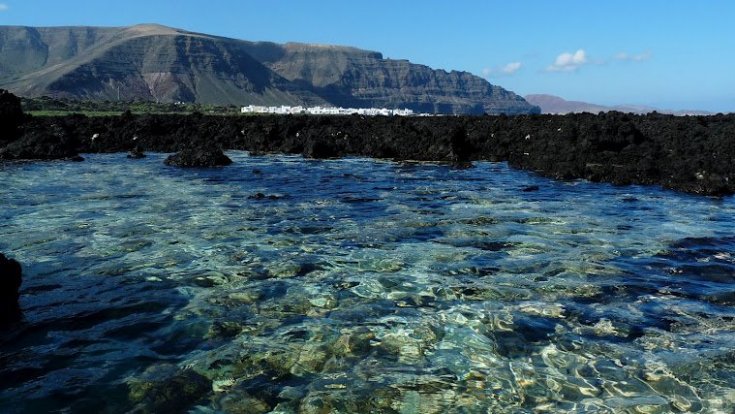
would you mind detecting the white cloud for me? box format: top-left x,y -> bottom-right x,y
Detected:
543,49 -> 650,73
501,62 -> 522,75
0,4 -> 8,11
546,49 -> 587,72
615,51 -> 652,62
482,61 -> 523,78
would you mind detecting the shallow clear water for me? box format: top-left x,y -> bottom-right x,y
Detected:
2,152 -> 735,413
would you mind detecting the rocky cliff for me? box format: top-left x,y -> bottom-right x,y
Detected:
0,24 -> 538,115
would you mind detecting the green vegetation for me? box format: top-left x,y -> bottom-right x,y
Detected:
21,96 -> 242,117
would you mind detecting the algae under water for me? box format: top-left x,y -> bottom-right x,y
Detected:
1,152 -> 735,413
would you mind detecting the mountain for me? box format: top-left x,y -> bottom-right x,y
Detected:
0,24 -> 538,115
524,94 -> 610,114
525,94 -> 712,116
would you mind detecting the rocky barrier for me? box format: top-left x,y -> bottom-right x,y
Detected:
1,91 -> 734,195
164,146 -> 232,168
0,253 -> 22,325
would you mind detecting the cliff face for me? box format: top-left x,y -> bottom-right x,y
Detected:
0,24 -> 539,114
249,43 -> 535,114
0,25 -> 324,106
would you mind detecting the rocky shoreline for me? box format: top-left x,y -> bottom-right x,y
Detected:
2,91 -> 734,196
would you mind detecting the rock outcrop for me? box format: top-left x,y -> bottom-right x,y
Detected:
0,92 -> 83,161
1,87 -> 735,196
0,253 -> 22,325
0,89 -> 24,145
164,146 -> 232,168
127,145 -> 146,159
0,120 -> 82,161
58,110 -> 733,196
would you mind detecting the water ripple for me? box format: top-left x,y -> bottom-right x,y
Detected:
1,152 -> 735,413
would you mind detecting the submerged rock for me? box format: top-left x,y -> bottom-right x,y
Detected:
217,389 -> 272,414
0,253 -> 22,324
164,146 -> 232,168
248,192 -> 282,200
128,364 -> 211,413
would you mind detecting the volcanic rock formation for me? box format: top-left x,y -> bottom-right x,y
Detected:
164,146 -> 232,168
1,91 -> 734,196
0,253 -> 22,325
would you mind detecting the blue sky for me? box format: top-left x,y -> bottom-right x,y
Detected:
1,0 -> 734,111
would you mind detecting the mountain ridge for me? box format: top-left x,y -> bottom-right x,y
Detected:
0,24 -> 539,114
525,93 -> 712,116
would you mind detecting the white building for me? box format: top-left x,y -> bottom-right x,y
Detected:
242,104 -> 416,116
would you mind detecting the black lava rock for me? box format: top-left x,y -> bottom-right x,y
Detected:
0,89 -> 24,146
303,139 -> 339,159
0,253 -> 22,324
9,110 -> 735,196
249,193 -> 282,200
0,253 -> 21,299
0,122 -> 81,161
127,145 -> 146,159
164,146 -> 232,168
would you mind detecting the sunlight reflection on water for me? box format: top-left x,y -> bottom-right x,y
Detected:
1,152 -> 735,413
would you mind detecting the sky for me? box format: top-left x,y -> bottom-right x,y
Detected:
1,0 -> 734,112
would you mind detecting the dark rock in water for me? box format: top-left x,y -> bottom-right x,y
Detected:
449,126 -> 473,162
249,193 -> 282,200
0,253 -> 22,299
127,145 -> 146,159
0,253 -> 22,325
128,365 -> 211,413
164,146 -> 232,168
522,185 -> 540,192
303,139 -> 339,159
495,315 -> 558,357
0,123 -> 81,161
0,89 -> 24,146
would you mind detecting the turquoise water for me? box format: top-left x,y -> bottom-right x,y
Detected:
1,152 -> 735,413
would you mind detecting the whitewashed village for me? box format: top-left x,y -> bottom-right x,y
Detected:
241,105 -> 419,116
